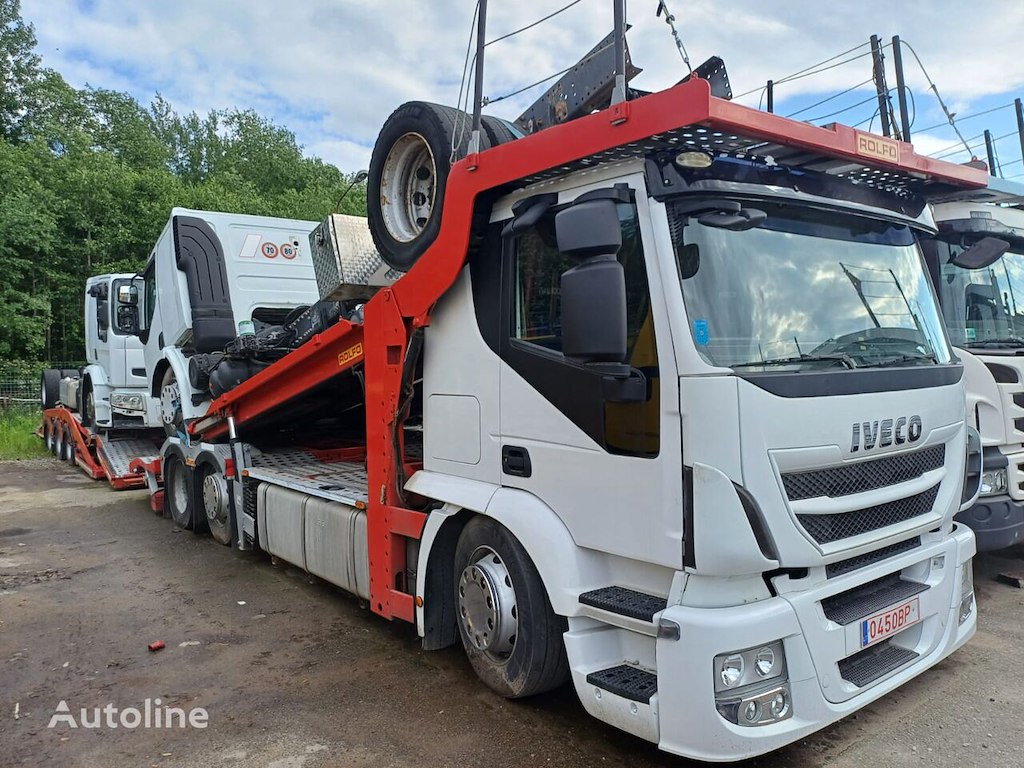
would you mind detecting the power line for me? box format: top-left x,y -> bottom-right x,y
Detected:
484,40 -> 616,105
914,102 -> 1015,136
933,131 -> 986,159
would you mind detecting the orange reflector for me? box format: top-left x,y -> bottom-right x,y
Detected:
415,596 -> 423,607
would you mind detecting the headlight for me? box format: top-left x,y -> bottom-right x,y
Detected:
110,392 -> 145,412
714,641 -> 786,693
980,468 -> 1007,496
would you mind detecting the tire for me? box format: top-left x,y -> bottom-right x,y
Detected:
198,462 -> 231,545
53,422 -> 65,459
480,115 -> 522,148
454,517 -> 569,699
81,383 -> 95,428
61,425 -> 76,465
163,451 -> 193,529
44,419 -> 56,455
41,369 -> 61,410
159,367 -> 184,438
368,102 -> 478,271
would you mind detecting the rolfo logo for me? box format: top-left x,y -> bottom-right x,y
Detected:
48,699 -> 208,729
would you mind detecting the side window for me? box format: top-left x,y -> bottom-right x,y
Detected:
513,203 -> 654,361
143,259 -> 157,330
508,201 -> 660,457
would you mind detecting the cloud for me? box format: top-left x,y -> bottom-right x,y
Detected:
22,0 -> 1024,173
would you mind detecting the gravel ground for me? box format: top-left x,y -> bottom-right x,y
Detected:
1,459 -> 1023,768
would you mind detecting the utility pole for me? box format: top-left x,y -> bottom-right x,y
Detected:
870,35 -> 892,138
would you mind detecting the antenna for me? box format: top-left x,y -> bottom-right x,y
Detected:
657,0 -> 693,75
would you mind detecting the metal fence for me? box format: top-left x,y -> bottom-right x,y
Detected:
0,363 -> 83,411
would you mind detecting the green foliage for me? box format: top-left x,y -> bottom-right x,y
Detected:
0,0 -> 368,363
0,407 -> 46,459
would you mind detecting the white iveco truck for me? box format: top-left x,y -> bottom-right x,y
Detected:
928,182 -> 1024,550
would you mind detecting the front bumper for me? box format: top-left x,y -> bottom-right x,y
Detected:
653,524 -> 976,762
956,493 -> 1024,552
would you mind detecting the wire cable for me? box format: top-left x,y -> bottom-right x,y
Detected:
914,102 -> 1015,136
450,1 -> 481,162
898,38 -> 973,156
484,40 -> 615,105
785,78 -> 873,119
734,41 -> 873,99
805,90 -> 887,124
485,0 -> 585,47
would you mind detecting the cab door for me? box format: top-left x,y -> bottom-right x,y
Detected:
495,182 -> 684,568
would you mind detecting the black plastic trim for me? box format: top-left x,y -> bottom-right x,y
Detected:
173,215 -> 235,354
738,364 -> 962,398
733,482 -> 777,560
683,467 -> 695,569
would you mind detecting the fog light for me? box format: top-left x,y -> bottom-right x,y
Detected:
980,468 -> 1007,496
959,593 -> 975,625
720,654 -> 744,688
769,690 -> 789,718
741,700 -> 760,723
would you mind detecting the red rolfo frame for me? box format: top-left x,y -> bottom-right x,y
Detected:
190,77 -> 988,623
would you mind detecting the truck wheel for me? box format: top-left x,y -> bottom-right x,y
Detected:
43,418 -> 56,454
368,102 -> 478,271
159,367 -> 184,438
480,115 -> 522,148
53,422 -> 65,459
40,369 -> 61,410
62,425 -> 76,465
164,452 -> 193,529
454,517 -> 569,699
82,383 -> 95,428
199,463 -> 232,545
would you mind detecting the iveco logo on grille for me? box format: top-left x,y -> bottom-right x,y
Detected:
851,416 -> 922,453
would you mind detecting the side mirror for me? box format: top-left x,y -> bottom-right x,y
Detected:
556,200 -> 627,364
950,237 -> 1010,270
118,284 -> 139,305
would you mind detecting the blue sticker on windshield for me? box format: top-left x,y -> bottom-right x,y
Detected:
694,319 -> 709,346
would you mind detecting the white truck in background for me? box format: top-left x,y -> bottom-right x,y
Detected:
40,208 -> 326,484
927,181 -> 1024,550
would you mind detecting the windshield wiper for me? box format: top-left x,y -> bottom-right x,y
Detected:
732,353 -> 856,370
964,337 -> 1024,348
858,353 -> 938,368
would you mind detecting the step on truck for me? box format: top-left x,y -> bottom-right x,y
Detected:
40,208 -> 323,487
926,177 -> 1024,550
135,9 -> 991,760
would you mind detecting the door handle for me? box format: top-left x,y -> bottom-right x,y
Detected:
502,445 -> 532,478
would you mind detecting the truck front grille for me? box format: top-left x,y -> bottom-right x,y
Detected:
797,485 -> 940,544
782,445 -> 945,501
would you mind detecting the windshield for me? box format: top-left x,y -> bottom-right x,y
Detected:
934,242 -> 1024,348
668,199 -> 952,371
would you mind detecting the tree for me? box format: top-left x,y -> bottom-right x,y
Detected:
0,0 -> 40,140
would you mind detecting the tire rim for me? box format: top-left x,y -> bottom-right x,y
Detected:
86,391 -> 95,425
380,132 -> 437,243
202,471 -> 229,535
458,546 -> 518,660
160,379 -> 181,429
169,460 -> 188,520
54,427 -> 64,459
44,421 -> 54,453
41,378 -> 47,409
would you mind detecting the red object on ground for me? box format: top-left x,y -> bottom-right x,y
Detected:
148,641 -> 165,652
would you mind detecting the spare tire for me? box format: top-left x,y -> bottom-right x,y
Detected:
367,102 -> 475,271
40,369 -> 61,410
480,115 -> 523,148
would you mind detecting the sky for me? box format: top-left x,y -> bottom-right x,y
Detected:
20,0 -> 1024,178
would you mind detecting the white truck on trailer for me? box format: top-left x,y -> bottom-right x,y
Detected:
135,208 -> 321,437
926,179 -> 1024,550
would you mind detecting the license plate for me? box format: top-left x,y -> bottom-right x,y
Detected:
861,597 -> 920,648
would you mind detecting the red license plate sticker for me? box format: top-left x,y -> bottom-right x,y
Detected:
861,597 -> 920,648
